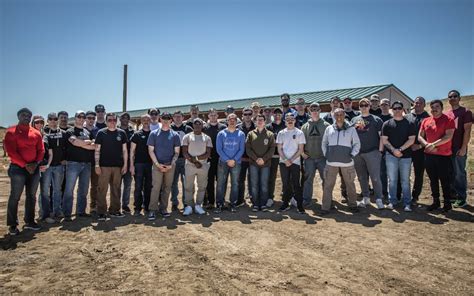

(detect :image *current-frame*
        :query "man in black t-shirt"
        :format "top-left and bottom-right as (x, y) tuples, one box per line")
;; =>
(295, 98), (310, 128)
(265, 107), (285, 207)
(379, 98), (394, 200)
(94, 113), (128, 220)
(381, 101), (416, 212)
(237, 107), (256, 207)
(130, 114), (153, 216)
(63, 111), (96, 221)
(118, 112), (135, 213)
(40, 112), (67, 221)
(202, 108), (226, 209)
(369, 94), (382, 116)
(94, 104), (107, 129)
(170, 110), (193, 211)
(343, 97), (361, 121)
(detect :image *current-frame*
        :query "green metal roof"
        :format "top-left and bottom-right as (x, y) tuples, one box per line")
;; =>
(123, 84), (408, 118)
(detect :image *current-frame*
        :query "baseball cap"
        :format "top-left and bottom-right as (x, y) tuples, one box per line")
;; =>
(94, 104), (105, 112)
(370, 94), (380, 101)
(161, 112), (172, 120)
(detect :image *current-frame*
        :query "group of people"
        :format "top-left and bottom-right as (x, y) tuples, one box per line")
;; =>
(4, 90), (472, 236)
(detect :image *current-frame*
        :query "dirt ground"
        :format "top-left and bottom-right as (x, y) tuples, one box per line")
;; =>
(0, 170), (473, 295)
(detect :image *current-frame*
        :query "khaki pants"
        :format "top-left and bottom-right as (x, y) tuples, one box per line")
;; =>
(90, 167), (99, 211)
(97, 167), (122, 215)
(322, 165), (357, 211)
(184, 162), (209, 206)
(150, 164), (176, 212)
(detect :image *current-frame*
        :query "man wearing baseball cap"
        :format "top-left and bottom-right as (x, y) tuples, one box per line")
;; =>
(323, 96), (342, 125)
(94, 104), (106, 129)
(342, 97), (360, 121)
(369, 94), (382, 117)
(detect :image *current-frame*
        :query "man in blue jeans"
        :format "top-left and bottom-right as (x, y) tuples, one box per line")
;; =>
(118, 112), (135, 213)
(4, 108), (45, 235)
(63, 111), (96, 221)
(214, 113), (245, 213)
(381, 101), (416, 212)
(40, 112), (67, 222)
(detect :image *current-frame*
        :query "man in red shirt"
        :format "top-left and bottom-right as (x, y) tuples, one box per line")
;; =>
(4, 108), (45, 235)
(418, 100), (455, 212)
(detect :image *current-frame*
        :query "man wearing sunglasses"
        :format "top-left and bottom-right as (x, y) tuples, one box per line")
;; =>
(118, 112), (135, 214)
(369, 94), (382, 117)
(147, 112), (181, 220)
(4, 108), (45, 235)
(84, 110), (100, 214)
(280, 93), (297, 121)
(265, 107), (285, 207)
(94, 113), (129, 220)
(343, 97), (360, 121)
(181, 118), (213, 216)
(148, 108), (162, 131)
(405, 97), (429, 204)
(237, 107), (256, 207)
(446, 90), (472, 208)
(379, 98), (393, 200)
(94, 104), (107, 130)
(323, 96), (342, 125)
(295, 98), (310, 129)
(63, 111), (96, 221)
(40, 112), (67, 222)
(381, 101), (416, 212)
(351, 98), (385, 210)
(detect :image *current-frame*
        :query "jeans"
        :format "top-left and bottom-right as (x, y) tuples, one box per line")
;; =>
(238, 160), (251, 204)
(63, 161), (91, 217)
(425, 154), (452, 206)
(268, 157), (280, 200)
(171, 157), (186, 206)
(354, 150), (383, 200)
(40, 164), (65, 219)
(385, 154), (411, 207)
(133, 163), (152, 212)
(216, 162), (241, 207)
(280, 163), (303, 208)
(7, 164), (40, 226)
(302, 158), (326, 203)
(451, 148), (468, 200)
(411, 148), (425, 200)
(204, 157), (219, 206)
(121, 171), (132, 209)
(249, 165), (270, 208)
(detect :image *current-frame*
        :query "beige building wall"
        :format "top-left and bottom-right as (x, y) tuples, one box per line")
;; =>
(377, 86), (413, 111)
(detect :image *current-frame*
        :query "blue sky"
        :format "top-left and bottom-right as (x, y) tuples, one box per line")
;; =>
(1, 0), (472, 126)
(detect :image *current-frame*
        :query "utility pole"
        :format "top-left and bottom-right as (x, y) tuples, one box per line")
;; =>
(122, 64), (128, 112)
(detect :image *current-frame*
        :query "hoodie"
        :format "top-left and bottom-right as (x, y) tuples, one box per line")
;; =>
(322, 122), (360, 167)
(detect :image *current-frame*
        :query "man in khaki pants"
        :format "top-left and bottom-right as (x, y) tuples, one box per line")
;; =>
(181, 118), (212, 216)
(94, 113), (128, 221)
(147, 112), (181, 220)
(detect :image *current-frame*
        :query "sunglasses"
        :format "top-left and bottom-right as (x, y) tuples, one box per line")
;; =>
(107, 118), (117, 122)
(150, 113), (159, 116)
(161, 117), (171, 120)
(392, 107), (403, 111)
(48, 117), (58, 121)
(343, 101), (352, 104)
(76, 115), (85, 119)
(381, 103), (389, 106)
(310, 108), (320, 112)
(448, 95), (458, 99)
(86, 116), (96, 120)
(193, 122), (202, 125)
(359, 104), (369, 108)
(34, 120), (45, 124)
(243, 113), (252, 116)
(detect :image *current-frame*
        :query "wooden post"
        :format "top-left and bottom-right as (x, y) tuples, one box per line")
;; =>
(123, 64), (128, 112)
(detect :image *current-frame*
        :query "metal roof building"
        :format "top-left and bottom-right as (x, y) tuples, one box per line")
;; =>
(122, 83), (412, 122)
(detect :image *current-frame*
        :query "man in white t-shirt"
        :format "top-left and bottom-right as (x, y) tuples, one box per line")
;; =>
(181, 118), (213, 216)
(276, 112), (306, 214)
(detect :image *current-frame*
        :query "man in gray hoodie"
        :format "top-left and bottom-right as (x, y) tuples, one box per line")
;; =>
(321, 108), (361, 214)
(301, 103), (329, 206)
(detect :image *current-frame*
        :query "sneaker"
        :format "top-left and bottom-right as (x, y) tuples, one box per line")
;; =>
(252, 205), (259, 212)
(266, 199), (274, 208)
(183, 206), (193, 216)
(290, 197), (297, 208)
(90, 208), (97, 215)
(375, 199), (385, 210)
(427, 203), (440, 211)
(303, 200), (312, 208)
(43, 217), (56, 224)
(98, 214), (107, 221)
(63, 216), (73, 222)
(279, 203), (290, 212)
(363, 196), (370, 206)
(386, 203), (394, 210)
(404, 205), (412, 212)
(453, 200), (467, 208)
(297, 207), (306, 214)
(236, 200), (246, 208)
(8, 226), (20, 236)
(349, 207), (360, 213)
(122, 206), (131, 213)
(110, 212), (125, 218)
(171, 204), (179, 212)
(24, 222), (41, 231)
(205, 204), (215, 210)
(195, 205), (206, 215)
(214, 205), (223, 214)
(77, 213), (92, 218)
(260, 206), (269, 212)
(357, 201), (367, 208)
(230, 205), (238, 213)
(133, 210), (142, 217)
(442, 204), (452, 212)
(320, 209), (330, 216)
(161, 211), (171, 218)
(148, 211), (157, 221)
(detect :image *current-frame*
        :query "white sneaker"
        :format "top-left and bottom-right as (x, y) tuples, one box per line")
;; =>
(404, 205), (412, 212)
(183, 206), (193, 216)
(363, 196), (370, 206)
(375, 199), (385, 210)
(386, 203), (394, 210)
(357, 201), (366, 208)
(266, 199), (274, 208)
(194, 205), (206, 215)
(290, 197), (297, 207)
(43, 217), (56, 224)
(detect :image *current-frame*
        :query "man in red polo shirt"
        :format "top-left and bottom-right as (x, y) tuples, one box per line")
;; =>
(418, 100), (455, 212)
(4, 108), (45, 235)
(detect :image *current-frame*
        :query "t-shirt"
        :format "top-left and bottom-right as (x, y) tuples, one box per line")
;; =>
(266, 121), (286, 157)
(420, 114), (455, 156)
(323, 112), (335, 125)
(130, 129), (152, 164)
(345, 110), (361, 121)
(405, 111), (430, 144)
(370, 108), (382, 117)
(43, 129), (67, 166)
(95, 129), (128, 167)
(95, 122), (107, 130)
(295, 113), (310, 129)
(147, 129), (181, 165)
(150, 122), (162, 131)
(119, 126), (134, 151)
(446, 106), (473, 150)
(382, 118), (416, 158)
(351, 115), (383, 153)
(238, 121), (256, 159)
(171, 123), (193, 158)
(379, 113), (393, 122)
(182, 133), (213, 164)
(276, 128), (306, 165)
(202, 122), (227, 159)
(65, 127), (93, 163)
